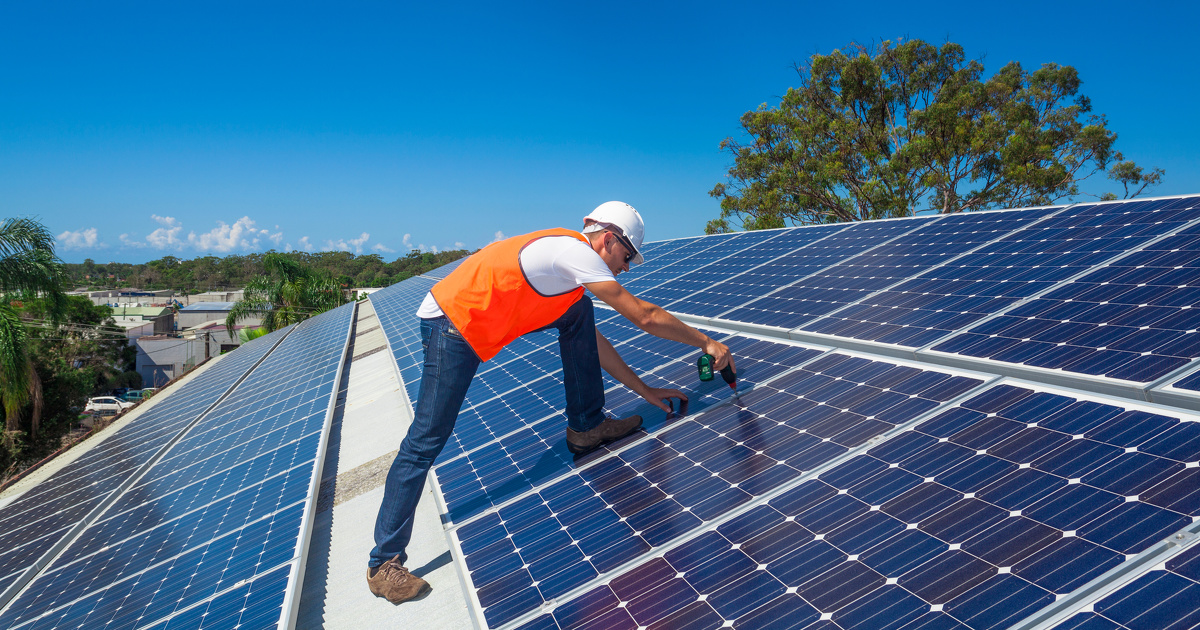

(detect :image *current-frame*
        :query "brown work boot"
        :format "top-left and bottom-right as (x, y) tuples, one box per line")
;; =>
(566, 415), (643, 454)
(367, 556), (430, 604)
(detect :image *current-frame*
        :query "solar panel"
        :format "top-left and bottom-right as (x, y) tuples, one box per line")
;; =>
(798, 207), (1066, 348)
(355, 192), (1200, 630)
(711, 217), (939, 328)
(644, 225), (848, 318)
(447, 345), (987, 627)
(0, 303), (354, 629)
(510, 381), (1200, 630)
(0, 324), (292, 610)
(724, 208), (1064, 334)
(620, 232), (766, 295)
(929, 196), (1200, 384)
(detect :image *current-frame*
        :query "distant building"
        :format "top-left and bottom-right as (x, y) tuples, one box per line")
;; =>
(135, 335), (203, 387)
(109, 305), (174, 336)
(177, 302), (261, 329)
(79, 289), (176, 307)
(186, 320), (248, 356)
(134, 321), (250, 387)
(185, 290), (245, 305)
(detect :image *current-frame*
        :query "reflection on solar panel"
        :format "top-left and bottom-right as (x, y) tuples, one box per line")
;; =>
(647, 225), (848, 318)
(0, 324), (291, 609)
(712, 217), (937, 328)
(931, 197), (1200, 383)
(732, 208), (1069, 333)
(511, 382), (1200, 630)
(800, 207), (1061, 347)
(0, 303), (354, 629)
(448, 347), (986, 626)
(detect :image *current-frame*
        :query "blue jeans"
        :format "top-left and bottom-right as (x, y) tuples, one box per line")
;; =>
(370, 296), (606, 567)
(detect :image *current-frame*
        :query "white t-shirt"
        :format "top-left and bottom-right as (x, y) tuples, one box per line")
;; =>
(416, 234), (616, 318)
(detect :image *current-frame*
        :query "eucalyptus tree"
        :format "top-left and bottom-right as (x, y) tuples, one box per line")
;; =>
(709, 39), (1164, 232)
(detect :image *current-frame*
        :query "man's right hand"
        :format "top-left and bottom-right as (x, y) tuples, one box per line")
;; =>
(705, 338), (734, 373)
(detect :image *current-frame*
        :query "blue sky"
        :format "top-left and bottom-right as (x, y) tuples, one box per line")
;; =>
(4, 1), (1197, 264)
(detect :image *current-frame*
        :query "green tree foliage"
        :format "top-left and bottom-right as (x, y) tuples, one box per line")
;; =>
(224, 253), (350, 339)
(63, 248), (472, 293)
(1, 295), (133, 473)
(708, 39), (1165, 232)
(0, 218), (67, 455)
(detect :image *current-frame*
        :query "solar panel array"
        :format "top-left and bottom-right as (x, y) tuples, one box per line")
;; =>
(369, 194), (1200, 630)
(0, 302), (354, 629)
(5, 194), (1200, 630)
(0, 324), (290, 609)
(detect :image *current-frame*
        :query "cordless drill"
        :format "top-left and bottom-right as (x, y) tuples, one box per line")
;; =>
(698, 354), (737, 394)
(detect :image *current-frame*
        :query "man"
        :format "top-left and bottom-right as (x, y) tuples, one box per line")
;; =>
(367, 201), (735, 604)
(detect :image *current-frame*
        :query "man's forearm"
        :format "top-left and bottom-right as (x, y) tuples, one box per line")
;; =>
(596, 330), (649, 395)
(637, 303), (712, 350)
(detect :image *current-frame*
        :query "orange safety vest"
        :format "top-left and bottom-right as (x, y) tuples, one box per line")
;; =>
(431, 228), (590, 361)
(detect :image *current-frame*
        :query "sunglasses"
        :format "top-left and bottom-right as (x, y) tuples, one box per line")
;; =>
(607, 229), (637, 264)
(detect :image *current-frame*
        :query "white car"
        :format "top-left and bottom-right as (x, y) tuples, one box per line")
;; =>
(84, 396), (134, 415)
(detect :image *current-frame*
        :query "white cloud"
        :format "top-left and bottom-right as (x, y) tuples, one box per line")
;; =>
(268, 231), (284, 246)
(400, 232), (454, 254)
(57, 228), (102, 250)
(146, 215), (185, 249)
(187, 216), (260, 253)
(454, 241), (466, 249)
(119, 233), (146, 248)
(372, 243), (395, 253)
(492, 230), (506, 243)
(298, 236), (314, 252)
(323, 232), (372, 254)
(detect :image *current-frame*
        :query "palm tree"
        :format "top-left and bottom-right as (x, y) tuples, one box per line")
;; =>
(0, 218), (66, 450)
(225, 253), (347, 339)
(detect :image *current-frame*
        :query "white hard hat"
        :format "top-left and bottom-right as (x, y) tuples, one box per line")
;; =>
(583, 201), (645, 265)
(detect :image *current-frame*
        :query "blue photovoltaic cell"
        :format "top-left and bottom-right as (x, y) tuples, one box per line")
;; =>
(715, 218), (937, 328)
(453, 350), (982, 627)
(933, 196), (1200, 382)
(1170, 366), (1200, 392)
(0, 324), (290, 606)
(651, 224), (849, 318)
(514, 383), (1200, 630)
(0, 303), (354, 630)
(800, 207), (1068, 348)
(1050, 540), (1200, 630)
(735, 209), (1056, 334)
(434, 332), (817, 524)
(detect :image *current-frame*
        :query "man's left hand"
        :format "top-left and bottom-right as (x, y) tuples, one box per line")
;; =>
(641, 387), (688, 413)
